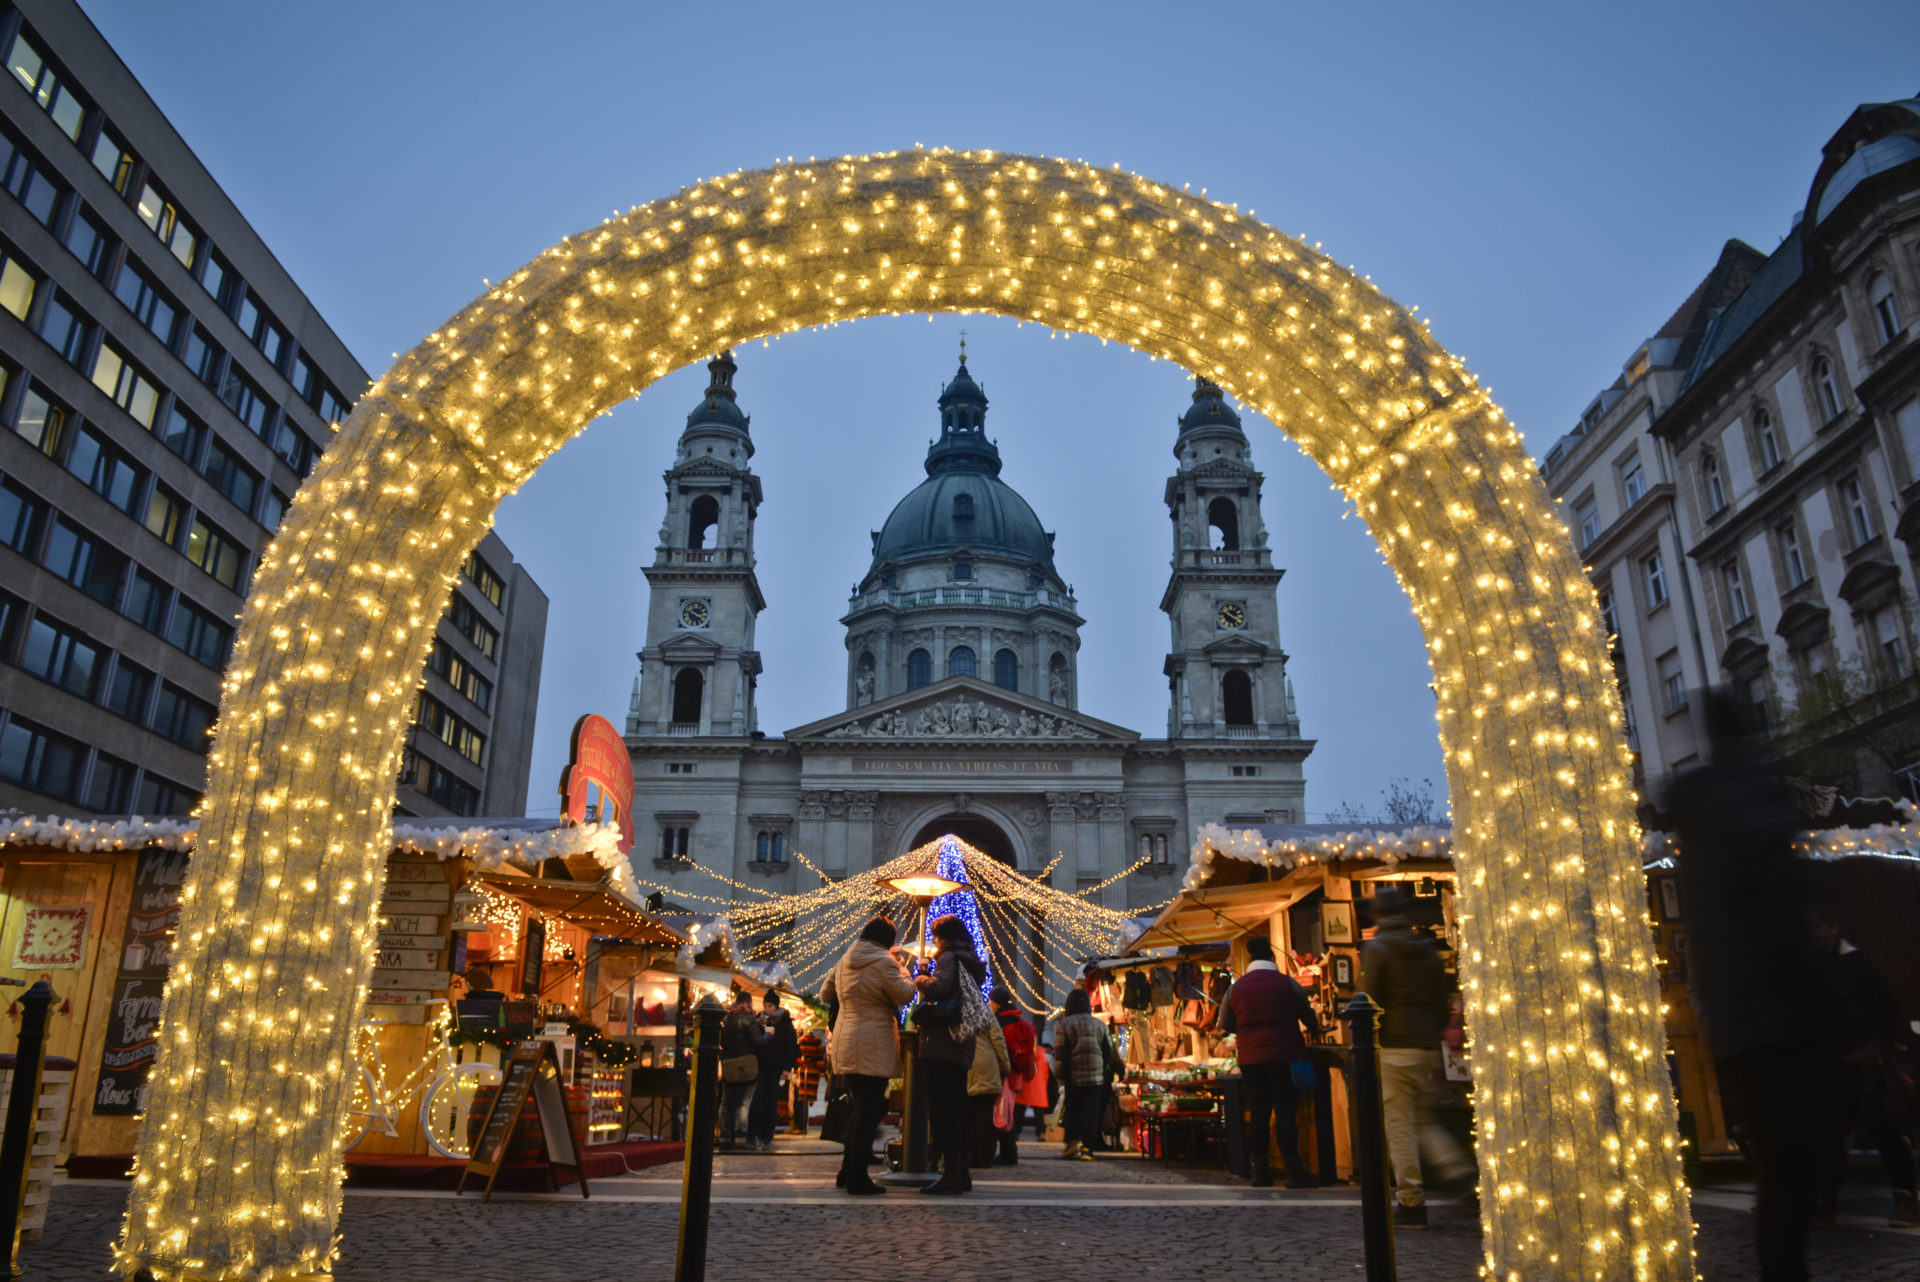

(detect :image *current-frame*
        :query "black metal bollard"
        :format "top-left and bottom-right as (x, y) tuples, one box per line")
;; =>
(1341, 992), (1398, 1282)
(0, 981), (54, 1279)
(674, 994), (724, 1282)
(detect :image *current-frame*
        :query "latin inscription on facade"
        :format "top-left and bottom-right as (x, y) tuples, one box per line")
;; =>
(851, 757), (1071, 774)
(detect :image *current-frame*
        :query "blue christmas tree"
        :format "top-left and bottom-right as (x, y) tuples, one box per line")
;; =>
(926, 835), (993, 995)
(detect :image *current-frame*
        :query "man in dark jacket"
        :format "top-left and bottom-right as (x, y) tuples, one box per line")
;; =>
(1809, 905), (1917, 1228)
(1222, 936), (1320, 1188)
(718, 990), (769, 1150)
(1360, 888), (1471, 1228)
(1666, 691), (1832, 1281)
(749, 991), (799, 1149)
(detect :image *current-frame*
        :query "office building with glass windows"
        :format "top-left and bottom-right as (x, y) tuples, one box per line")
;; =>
(0, 0), (547, 820)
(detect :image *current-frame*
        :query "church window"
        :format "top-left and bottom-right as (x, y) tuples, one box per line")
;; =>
(1231, 765), (1262, 777)
(1222, 670), (1254, 726)
(755, 831), (786, 863)
(659, 826), (689, 862)
(993, 648), (1018, 691)
(953, 492), (974, 522)
(1153, 835), (1169, 862)
(907, 648), (932, 690)
(688, 494), (720, 549)
(953, 562), (972, 581)
(671, 668), (703, 725)
(948, 646), (976, 679)
(1207, 497), (1240, 551)
(666, 762), (696, 775)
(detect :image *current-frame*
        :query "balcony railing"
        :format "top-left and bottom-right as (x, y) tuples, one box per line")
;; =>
(846, 585), (1078, 613)
(667, 723), (701, 736)
(1220, 725), (1259, 739)
(659, 547), (742, 565)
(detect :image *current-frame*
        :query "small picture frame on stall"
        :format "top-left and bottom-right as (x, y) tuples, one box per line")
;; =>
(608, 994), (628, 1022)
(1415, 877), (1439, 898)
(1321, 901), (1356, 945)
(1330, 954), (1354, 990)
(1658, 879), (1682, 922)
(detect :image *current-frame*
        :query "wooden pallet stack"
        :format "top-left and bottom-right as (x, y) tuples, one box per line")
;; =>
(0, 1055), (74, 1241)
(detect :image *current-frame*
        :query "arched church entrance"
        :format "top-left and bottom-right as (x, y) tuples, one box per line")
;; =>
(910, 814), (1016, 866)
(906, 813), (1046, 1015)
(120, 151), (1688, 1282)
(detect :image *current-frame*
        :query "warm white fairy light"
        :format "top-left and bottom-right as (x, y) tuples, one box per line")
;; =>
(117, 149), (1686, 1282)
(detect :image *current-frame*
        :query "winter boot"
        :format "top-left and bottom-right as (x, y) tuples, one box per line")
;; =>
(1249, 1158), (1274, 1188)
(1891, 1189), (1920, 1229)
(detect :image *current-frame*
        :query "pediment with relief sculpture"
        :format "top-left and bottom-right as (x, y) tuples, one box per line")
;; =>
(786, 676), (1138, 744)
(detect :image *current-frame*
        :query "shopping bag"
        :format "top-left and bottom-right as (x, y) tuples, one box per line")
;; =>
(992, 1080), (1016, 1130)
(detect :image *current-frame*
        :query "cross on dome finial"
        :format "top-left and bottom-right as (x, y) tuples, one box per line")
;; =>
(959, 329), (967, 363)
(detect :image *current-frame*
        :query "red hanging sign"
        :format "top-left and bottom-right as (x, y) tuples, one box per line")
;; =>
(559, 713), (634, 855)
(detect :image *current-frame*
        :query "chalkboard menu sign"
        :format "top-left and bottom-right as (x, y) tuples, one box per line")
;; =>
(456, 1040), (587, 1200)
(519, 918), (545, 999)
(93, 849), (190, 1115)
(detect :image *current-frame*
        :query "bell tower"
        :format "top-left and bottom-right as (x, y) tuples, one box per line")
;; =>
(629, 351), (766, 738)
(1159, 378), (1299, 739)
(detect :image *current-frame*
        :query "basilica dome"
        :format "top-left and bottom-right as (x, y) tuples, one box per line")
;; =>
(870, 471), (1055, 570)
(868, 354), (1057, 574)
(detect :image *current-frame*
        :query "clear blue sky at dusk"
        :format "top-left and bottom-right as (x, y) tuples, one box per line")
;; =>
(78, 0), (1920, 818)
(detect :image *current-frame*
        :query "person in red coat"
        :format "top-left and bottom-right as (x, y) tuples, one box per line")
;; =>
(991, 989), (1038, 1165)
(1221, 936), (1320, 1187)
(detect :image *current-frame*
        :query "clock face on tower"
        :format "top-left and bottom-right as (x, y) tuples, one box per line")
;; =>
(1215, 601), (1246, 630)
(679, 599), (711, 629)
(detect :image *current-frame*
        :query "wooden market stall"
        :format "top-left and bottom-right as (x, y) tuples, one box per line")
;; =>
(1130, 813), (1920, 1175)
(0, 812), (682, 1176)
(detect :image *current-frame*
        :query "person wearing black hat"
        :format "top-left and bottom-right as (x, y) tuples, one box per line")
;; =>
(1220, 935), (1320, 1188)
(1361, 887), (1471, 1228)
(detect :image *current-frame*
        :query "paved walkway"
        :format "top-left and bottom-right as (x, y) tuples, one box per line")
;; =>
(25, 1138), (1920, 1281)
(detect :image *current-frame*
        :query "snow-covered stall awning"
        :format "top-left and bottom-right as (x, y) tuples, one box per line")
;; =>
(0, 812), (636, 887)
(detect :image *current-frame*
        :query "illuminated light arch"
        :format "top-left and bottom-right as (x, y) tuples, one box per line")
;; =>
(118, 150), (1688, 1281)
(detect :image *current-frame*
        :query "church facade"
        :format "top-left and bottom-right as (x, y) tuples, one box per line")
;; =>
(625, 349), (1312, 913)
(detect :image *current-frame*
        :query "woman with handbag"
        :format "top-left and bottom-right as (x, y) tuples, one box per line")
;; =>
(1051, 988), (1117, 1160)
(820, 916), (915, 1195)
(912, 914), (989, 1194)
(718, 990), (769, 1150)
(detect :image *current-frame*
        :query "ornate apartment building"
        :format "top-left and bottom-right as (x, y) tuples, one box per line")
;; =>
(1544, 93), (1920, 801)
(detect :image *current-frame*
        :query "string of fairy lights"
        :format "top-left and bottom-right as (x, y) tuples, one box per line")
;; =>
(627, 834), (1145, 1013)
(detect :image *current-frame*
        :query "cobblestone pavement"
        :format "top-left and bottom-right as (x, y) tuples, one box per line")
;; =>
(24, 1139), (1920, 1281)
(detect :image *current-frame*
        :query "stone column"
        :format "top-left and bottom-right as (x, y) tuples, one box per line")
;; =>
(824, 791), (851, 875)
(1097, 792), (1129, 909)
(1073, 793), (1101, 877)
(847, 791), (878, 874)
(1045, 790), (1077, 875)
(796, 791), (828, 873)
